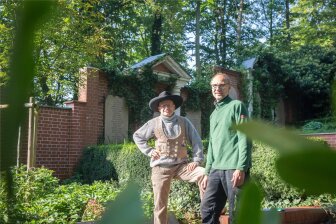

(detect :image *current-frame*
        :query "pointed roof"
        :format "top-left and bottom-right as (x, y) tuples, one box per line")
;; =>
(128, 53), (192, 81)
(130, 53), (166, 69)
(242, 57), (257, 69)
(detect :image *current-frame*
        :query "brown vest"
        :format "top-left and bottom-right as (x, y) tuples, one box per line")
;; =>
(154, 116), (188, 159)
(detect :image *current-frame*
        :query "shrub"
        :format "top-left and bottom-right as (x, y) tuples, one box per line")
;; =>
(302, 121), (323, 131)
(76, 143), (151, 189)
(141, 189), (154, 219)
(0, 174), (8, 223)
(251, 142), (303, 208)
(169, 181), (202, 222)
(76, 142), (204, 220)
(76, 145), (119, 184)
(251, 142), (335, 208)
(300, 117), (336, 134)
(0, 165), (120, 223)
(113, 142), (151, 189)
(81, 199), (105, 222)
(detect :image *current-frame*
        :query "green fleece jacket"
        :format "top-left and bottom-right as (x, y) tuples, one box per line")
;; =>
(205, 96), (252, 175)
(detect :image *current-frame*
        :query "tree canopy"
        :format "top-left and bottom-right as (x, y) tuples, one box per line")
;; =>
(0, 0), (335, 120)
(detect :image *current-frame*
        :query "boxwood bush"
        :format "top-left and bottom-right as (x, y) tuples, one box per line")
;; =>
(75, 140), (335, 221)
(76, 142), (152, 189)
(252, 140), (335, 208)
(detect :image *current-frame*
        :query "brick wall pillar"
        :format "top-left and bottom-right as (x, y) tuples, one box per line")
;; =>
(18, 67), (109, 179)
(64, 67), (109, 178)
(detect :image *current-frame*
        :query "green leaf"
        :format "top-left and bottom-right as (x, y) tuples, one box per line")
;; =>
(276, 150), (336, 194)
(236, 121), (336, 195)
(97, 182), (145, 224)
(236, 181), (264, 224)
(235, 120), (330, 155)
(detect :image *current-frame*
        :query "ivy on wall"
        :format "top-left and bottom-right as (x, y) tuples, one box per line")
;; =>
(104, 66), (177, 136)
(251, 52), (286, 121)
(181, 77), (214, 138)
(104, 67), (253, 139)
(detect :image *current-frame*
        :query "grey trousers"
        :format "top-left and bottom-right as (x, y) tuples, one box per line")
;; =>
(201, 169), (248, 224)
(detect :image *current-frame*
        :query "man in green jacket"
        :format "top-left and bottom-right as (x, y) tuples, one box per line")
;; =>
(201, 73), (252, 224)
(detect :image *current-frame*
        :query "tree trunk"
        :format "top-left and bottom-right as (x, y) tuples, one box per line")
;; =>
(285, 0), (291, 43)
(236, 0), (244, 59)
(269, 0), (274, 45)
(39, 76), (54, 105)
(151, 10), (162, 55)
(195, 0), (201, 78)
(219, 0), (228, 66)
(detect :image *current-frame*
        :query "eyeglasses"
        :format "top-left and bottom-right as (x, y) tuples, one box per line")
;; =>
(159, 104), (174, 109)
(211, 84), (228, 89)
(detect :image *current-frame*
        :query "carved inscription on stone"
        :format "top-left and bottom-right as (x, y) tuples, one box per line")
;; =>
(105, 95), (128, 143)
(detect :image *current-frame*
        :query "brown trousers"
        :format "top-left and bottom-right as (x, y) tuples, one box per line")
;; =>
(151, 163), (205, 224)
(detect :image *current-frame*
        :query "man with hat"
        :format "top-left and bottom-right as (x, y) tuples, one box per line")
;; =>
(133, 90), (205, 224)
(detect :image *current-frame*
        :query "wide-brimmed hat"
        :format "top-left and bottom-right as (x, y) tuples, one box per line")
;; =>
(149, 91), (183, 112)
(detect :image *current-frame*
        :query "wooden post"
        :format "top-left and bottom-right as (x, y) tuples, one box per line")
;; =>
(32, 106), (38, 167)
(16, 126), (21, 167)
(1, 99), (38, 169)
(27, 97), (34, 170)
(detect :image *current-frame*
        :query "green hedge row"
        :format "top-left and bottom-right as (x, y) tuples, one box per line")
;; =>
(1, 139), (334, 223)
(75, 139), (335, 219)
(251, 141), (335, 208)
(76, 142), (152, 189)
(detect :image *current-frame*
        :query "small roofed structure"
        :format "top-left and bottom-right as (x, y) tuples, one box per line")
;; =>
(127, 53), (192, 115)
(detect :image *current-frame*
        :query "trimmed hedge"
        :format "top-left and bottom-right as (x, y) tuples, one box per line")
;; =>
(76, 143), (151, 189)
(252, 140), (335, 208)
(76, 140), (335, 210)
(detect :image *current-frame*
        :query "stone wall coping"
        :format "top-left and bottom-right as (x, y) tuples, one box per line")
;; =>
(64, 100), (87, 104)
(302, 132), (336, 136)
(39, 105), (72, 110)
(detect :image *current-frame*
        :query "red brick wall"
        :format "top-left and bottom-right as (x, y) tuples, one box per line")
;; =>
(35, 107), (72, 178)
(20, 68), (109, 179)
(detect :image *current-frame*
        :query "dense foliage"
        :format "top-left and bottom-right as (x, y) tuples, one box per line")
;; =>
(246, 45), (336, 122)
(300, 117), (336, 134)
(1, 0), (335, 114)
(252, 141), (335, 208)
(181, 75), (214, 138)
(1, 1), (335, 223)
(1, 140), (335, 223)
(75, 141), (335, 222)
(0, 165), (120, 223)
(105, 66), (176, 132)
(76, 142), (152, 189)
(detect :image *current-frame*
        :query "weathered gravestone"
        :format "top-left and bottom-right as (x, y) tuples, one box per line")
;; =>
(105, 95), (129, 143)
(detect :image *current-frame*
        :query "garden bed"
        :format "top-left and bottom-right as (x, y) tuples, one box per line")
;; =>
(219, 206), (330, 224)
